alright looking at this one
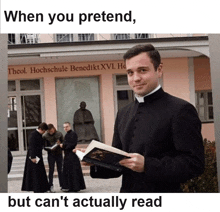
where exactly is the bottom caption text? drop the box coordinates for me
[8,195,162,210]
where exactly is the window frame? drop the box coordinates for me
[78,34,95,41]
[195,90,214,123]
[56,34,74,42]
[113,34,131,40]
[113,74,134,117]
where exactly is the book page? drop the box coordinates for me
[84,140,128,156]
[75,150,85,160]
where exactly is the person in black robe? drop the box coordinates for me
[73,101,99,143]
[88,44,205,192]
[60,122,86,192]
[8,148,13,174]
[21,122,50,193]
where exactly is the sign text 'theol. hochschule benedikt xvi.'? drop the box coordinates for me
[8,62,126,75]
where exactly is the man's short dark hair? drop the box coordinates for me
[47,123,55,130]
[38,122,48,131]
[123,44,161,71]
[64,122,71,126]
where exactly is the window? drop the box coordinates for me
[196,91,214,122]
[113,34,130,40]
[8,81,16,91]
[20,34,26,44]
[78,34,94,41]
[8,79,41,91]
[8,34,16,44]
[20,79,40,91]
[56,34,74,42]
[19,34,39,44]
[26,34,39,43]
[8,97,17,114]
[114,75,134,113]
[135,34,149,39]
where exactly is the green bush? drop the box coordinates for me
[181,139,218,192]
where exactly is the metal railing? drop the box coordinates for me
[8,33,203,45]
[8,34,40,44]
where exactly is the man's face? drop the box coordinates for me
[126,52,163,97]
[48,128,55,135]
[63,123,71,132]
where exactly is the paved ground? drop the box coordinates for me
[8,175,122,193]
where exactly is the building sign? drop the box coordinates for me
[8,62,126,75]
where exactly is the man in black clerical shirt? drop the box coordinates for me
[22,122,50,193]
[76,44,205,193]
[60,122,86,192]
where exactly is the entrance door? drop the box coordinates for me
[8,96,19,153]
[8,79,44,156]
[21,95,42,152]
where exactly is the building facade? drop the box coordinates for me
[7,34,214,156]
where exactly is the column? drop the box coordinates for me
[0,34,7,192]
[43,77,58,128]
[100,74,115,145]
[208,34,220,192]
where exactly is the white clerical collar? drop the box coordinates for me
[135,85,161,103]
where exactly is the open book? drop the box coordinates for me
[44,143,59,151]
[76,140,130,172]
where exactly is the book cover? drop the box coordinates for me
[76,140,130,172]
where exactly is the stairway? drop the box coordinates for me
[8,144,90,181]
